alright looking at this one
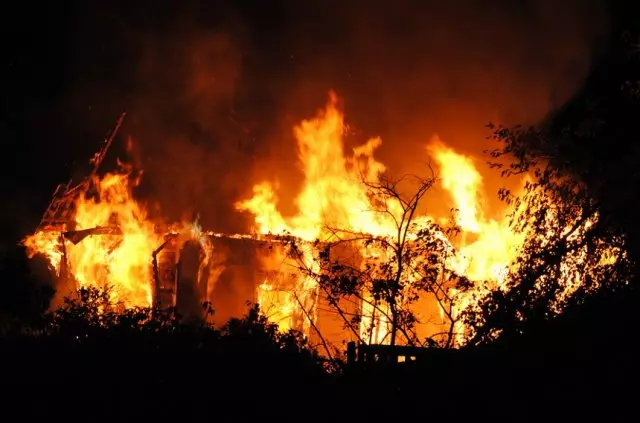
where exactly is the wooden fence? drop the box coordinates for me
[346,342,446,366]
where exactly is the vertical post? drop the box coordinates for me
[58,232,70,287]
[198,247,208,312]
[358,343,366,364]
[347,341,356,366]
[151,251,160,311]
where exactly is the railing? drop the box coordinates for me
[346,342,446,366]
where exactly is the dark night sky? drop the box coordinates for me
[1,0,622,251]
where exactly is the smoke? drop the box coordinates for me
[242,0,611,219]
[32,0,609,234]
[127,31,247,230]
[44,2,252,233]
[275,0,609,139]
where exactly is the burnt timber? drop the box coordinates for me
[28,113,364,344]
[36,113,126,233]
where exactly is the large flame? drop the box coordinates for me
[24,163,207,308]
[235,91,526,345]
[24,90,612,349]
[236,92,397,240]
[70,168,160,305]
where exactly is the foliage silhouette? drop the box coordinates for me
[0,286,328,401]
[284,172,470,350]
[0,245,54,328]
[464,28,640,345]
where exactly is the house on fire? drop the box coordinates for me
[29,113,362,348]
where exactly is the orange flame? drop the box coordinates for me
[235,91,527,345]
[24,90,612,349]
[69,168,160,306]
[23,163,208,308]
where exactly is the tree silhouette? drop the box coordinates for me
[283,172,470,350]
[0,245,54,329]
[464,30,640,345]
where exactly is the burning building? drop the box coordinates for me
[26,91,562,351]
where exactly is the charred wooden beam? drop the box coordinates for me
[35,113,126,233]
[62,226,122,245]
[152,233,180,310]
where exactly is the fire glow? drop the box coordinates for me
[24,91,596,347]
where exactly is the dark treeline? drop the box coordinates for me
[0,284,635,422]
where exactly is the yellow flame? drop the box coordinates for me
[24,90,613,350]
[235,92,528,345]
[24,164,210,308]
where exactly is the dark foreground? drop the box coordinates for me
[1,333,637,422]
[0,284,638,422]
